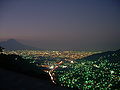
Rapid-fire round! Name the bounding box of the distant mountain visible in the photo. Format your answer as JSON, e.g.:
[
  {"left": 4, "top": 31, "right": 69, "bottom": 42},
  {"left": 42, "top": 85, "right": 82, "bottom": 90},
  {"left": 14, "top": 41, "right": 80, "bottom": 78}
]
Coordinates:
[{"left": 0, "top": 39, "right": 40, "bottom": 50}]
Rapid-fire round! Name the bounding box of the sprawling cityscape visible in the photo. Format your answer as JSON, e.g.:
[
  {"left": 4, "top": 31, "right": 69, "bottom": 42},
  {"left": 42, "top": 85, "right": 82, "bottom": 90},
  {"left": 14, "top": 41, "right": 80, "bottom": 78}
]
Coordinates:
[{"left": 0, "top": 48, "right": 119, "bottom": 89}]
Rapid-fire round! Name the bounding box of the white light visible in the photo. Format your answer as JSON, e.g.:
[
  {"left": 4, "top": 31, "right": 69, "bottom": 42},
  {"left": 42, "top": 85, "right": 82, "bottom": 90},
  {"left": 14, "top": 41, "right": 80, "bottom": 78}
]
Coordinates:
[
  {"left": 70, "top": 61, "right": 74, "bottom": 63},
  {"left": 49, "top": 65, "right": 54, "bottom": 69},
  {"left": 93, "top": 64, "right": 100, "bottom": 68},
  {"left": 62, "top": 66, "right": 67, "bottom": 68},
  {"left": 110, "top": 71, "right": 114, "bottom": 74}
]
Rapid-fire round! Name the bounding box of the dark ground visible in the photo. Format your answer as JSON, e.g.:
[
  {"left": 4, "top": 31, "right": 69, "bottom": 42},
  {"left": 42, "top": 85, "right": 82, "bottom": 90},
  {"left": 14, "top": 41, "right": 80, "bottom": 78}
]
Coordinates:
[{"left": 0, "top": 68, "right": 71, "bottom": 90}]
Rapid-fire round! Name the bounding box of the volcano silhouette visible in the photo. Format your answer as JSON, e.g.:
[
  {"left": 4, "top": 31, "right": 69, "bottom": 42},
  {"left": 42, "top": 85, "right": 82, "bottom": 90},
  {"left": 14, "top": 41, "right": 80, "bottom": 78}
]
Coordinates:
[{"left": 0, "top": 39, "right": 40, "bottom": 50}]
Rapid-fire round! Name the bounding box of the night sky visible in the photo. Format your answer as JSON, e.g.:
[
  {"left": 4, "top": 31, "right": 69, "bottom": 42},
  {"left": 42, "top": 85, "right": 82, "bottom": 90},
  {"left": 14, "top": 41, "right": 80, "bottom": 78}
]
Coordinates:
[{"left": 0, "top": 0, "right": 120, "bottom": 51}]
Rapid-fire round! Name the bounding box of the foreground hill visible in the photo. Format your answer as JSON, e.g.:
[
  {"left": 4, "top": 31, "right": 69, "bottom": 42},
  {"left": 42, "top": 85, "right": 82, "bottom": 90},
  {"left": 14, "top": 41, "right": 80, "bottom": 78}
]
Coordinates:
[
  {"left": 0, "top": 68, "right": 70, "bottom": 90},
  {"left": 0, "top": 53, "right": 70, "bottom": 90},
  {"left": 0, "top": 53, "right": 49, "bottom": 76},
  {"left": 0, "top": 39, "right": 40, "bottom": 50}
]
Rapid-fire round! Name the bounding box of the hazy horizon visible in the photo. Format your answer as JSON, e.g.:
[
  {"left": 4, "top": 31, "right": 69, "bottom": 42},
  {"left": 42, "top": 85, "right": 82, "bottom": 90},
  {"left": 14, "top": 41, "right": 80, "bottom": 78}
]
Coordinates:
[{"left": 0, "top": 0, "right": 120, "bottom": 51}]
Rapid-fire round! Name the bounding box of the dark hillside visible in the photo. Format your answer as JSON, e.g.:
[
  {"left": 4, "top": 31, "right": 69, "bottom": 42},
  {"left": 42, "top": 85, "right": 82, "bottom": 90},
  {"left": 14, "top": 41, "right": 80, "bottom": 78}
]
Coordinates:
[
  {"left": 0, "top": 53, "right": 70, "bottom": 90},
  {"left": 77, "top": 49, "right": 120, "bottom": 62}
]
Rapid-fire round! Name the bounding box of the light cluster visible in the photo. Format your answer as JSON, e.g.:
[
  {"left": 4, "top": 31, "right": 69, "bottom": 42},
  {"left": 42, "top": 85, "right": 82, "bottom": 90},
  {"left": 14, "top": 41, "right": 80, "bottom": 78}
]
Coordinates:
[
  {"left": 53, "top": 53, "right": 120, "bottom": 89},
  {"left": 3, "top": 50, "right": 120, "bottom": 89}
]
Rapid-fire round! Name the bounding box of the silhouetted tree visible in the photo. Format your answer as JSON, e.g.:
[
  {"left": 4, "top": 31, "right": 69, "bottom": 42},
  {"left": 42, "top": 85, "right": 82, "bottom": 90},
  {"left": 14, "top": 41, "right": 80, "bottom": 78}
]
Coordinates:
[{"left": 0, "top": 46, "right": 4, "bottom": 52}]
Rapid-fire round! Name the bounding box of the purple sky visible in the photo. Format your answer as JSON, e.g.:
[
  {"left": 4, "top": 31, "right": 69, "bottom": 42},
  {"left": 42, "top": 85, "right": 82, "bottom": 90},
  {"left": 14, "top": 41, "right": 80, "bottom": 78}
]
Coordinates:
[{"left": 0, "top": 0, "right": 120, "bottom": 50}]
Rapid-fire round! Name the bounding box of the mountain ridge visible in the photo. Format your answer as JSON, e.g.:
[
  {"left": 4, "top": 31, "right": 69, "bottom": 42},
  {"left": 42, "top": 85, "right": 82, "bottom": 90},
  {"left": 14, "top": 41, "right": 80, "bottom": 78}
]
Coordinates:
[{"left": 0, "top": 39, "right": 41, "bottom": 50}]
